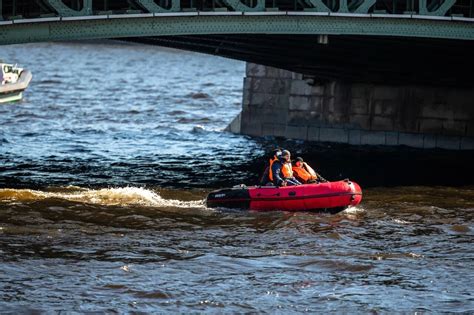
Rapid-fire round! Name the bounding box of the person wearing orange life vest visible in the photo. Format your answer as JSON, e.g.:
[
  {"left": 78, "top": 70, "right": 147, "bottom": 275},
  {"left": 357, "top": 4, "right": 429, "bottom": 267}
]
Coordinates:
[
  {"left": 259, "top": 149, "right": 282, "bottom": 186},
  {"left": 292, "top": 157, "right": 327, "bottom": 184},
  {"left": 270, "top": 150, "right": 301, "bottom": 187}
]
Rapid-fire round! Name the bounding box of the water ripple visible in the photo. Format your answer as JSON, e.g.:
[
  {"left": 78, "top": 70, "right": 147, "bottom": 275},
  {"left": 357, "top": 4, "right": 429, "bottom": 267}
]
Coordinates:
[{"left": 0, "top": 41, "right": 473, "bottom": 313}]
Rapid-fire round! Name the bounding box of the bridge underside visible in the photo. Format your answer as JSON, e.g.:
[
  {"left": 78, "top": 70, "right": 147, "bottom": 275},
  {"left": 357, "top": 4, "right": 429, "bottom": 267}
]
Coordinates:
[
  {"left": 124, "top": 34, "right": 474, "bottom": 149},
  {"left": 1, "top": 7, "right": 471, "bottom": 86},
  {"left": 0, "top": 0, "right": 472, "bottom": 149},
  {"left": 125, "top": 34, "right": 474, "bottom": 86}
]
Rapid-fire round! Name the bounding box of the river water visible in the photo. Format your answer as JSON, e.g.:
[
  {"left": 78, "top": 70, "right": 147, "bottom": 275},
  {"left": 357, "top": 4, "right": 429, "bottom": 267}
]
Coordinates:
[{"left": 0, "top": 42, "right": 473, "bottom": 313}]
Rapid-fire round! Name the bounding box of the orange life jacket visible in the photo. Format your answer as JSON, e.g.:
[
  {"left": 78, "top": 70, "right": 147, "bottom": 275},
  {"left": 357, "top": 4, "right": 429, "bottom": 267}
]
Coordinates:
[
  {"left": 268, "top": 157, "right": 278, "bottom": 182},
  {"left": 292, "top": 162, "right": 317, "bottom": 183},
  {"left": 281, "top": 163, "right": 293, "bottom": 178},
  {"left": 269, "top": 158, "right": 292, "bottom": 182}
]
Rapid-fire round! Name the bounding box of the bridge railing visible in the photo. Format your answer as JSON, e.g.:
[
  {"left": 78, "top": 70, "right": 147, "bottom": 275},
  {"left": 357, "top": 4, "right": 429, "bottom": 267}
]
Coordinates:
[{"left": 0, "top": 0, "right": 472, "bottom": 20}]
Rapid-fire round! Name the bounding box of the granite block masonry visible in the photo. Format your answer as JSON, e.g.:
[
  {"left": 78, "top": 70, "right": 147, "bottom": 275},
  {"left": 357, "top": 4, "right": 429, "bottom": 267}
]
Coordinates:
[{"left": 227, "top": 63, "right": 474, "bottom": 150}]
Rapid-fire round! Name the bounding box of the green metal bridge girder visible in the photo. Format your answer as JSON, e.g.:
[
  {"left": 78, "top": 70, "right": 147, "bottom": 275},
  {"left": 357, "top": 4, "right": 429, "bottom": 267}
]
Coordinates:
[
  {"left": 134, "top": 0, "right": 181, "bottom": 13},
  {"left": 0, "top": 13, "right": 473, "bottom": 45},
  {"left": 303, "top": 0, "right": 377, "bottom": 13},
  {"left": 4, "top": 0, "right": 471, "bottom": 16},
  {"left": 43, "top": 0, "right": 93, "bottom": 16}
]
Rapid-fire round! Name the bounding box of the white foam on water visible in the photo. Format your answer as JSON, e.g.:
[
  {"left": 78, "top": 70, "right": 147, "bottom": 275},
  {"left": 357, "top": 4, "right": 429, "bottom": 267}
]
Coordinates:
[
  {"left": 192, "top": 125, "right": 206, "bottom": 133},
  {"left": 393, "top": 218, "right": 411, "bottom": 224},
  {"left": 0, "top": 187, "right": 206, "bottom": 209},
  {"left": 343, "top": 206, "right": 365, "bottom": 214}
]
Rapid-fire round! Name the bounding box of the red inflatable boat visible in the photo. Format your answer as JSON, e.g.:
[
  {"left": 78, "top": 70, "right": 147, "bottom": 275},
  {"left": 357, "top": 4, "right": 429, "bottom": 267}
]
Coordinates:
[{"left": 206, "top": 179, "right": 362, "bottom": 213}]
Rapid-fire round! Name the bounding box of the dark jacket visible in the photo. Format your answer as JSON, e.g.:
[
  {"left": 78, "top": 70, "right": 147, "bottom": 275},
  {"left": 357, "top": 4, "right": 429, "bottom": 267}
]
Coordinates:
[{"left": 271, "top": 160, "right": 286, "bottom": 186}]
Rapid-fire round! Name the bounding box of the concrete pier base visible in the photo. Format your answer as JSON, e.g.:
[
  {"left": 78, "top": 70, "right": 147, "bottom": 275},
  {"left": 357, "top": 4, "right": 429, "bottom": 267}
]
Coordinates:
[{"left": 229, "top": 63, "right": 474, "bottom": 150}]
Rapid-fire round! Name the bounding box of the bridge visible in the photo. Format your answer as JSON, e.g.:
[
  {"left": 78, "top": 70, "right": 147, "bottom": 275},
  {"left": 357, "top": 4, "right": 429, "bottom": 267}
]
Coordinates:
[{"left": 1, "top": 0, "right": 473, "bottom": 149}]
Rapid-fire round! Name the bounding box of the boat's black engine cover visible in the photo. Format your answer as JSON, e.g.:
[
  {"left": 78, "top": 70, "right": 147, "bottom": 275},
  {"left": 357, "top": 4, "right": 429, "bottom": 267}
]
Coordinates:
[{"left": 206, "top": 188, "right": 251, "bottom": 209}]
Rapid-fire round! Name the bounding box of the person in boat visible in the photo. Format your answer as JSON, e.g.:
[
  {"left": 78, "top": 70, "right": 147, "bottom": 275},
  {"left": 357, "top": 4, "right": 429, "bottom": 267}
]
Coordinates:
[
  {"left": 292, "top": 157, "right": 328, "bottom": 184},
  {"left": 270, "top": 150, "right": 301, "bottom": 187},
  {"left": 259, "top": 149, "right": 282, "bottom": 186}
]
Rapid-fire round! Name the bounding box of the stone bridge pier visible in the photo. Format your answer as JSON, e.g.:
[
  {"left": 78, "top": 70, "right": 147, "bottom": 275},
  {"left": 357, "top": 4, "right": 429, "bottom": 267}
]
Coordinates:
[{"left": 227, "top": 63, "right": 474, "bottom": 150}]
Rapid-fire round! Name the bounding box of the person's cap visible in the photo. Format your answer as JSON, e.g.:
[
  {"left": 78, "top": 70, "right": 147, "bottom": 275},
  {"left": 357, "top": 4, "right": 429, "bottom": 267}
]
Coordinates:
[
  {"left": 273, "top": 149, "right": 282, "bottom": 157},
  {"left": 296, "top": 157, "right": 304, "bottom": 162}
]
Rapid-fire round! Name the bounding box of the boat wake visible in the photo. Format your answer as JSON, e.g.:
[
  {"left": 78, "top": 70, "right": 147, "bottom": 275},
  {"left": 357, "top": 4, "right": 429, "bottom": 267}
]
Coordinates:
[
  {"left": 343, "top": 205, "right": 365, "bottom": 214},
  {"left": 0, "top": 186, "right": 207, "bottom": 209}
]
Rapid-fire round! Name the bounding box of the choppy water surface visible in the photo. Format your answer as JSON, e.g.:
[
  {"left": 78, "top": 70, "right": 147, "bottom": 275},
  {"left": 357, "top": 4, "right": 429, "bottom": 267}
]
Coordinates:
[{"left": 0, "top": 42, "right": 473, "bottom": 312}]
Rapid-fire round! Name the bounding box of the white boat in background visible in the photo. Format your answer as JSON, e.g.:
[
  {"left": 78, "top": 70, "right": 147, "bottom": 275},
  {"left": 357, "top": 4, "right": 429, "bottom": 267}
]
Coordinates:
[{"left": 0, "top": 62, "right": 32, "bottom": 103}]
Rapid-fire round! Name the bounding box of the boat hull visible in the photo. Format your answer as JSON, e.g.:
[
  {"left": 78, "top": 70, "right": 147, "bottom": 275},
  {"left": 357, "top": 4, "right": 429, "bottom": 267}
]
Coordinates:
[
  {"left": 0, "top": 69, "right": 32, "bottom": 104},
  {"left": 206, "top": 180, "right": 362, "bottom": 213},
  {"left": 0, "top": 91, "right": 23, "bottom": 103}
]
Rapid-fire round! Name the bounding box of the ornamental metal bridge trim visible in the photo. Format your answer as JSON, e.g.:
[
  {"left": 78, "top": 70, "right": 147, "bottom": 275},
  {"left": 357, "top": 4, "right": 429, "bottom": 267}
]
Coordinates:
[
  {"left": 1, "top": 0, "right": 470, "bottom": 16},
  {"left": 0, "top": 13, "right": 473, "bottom": 45},
  {"left": 0, "top": 0, "right": 473, "bottom": 45}
]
